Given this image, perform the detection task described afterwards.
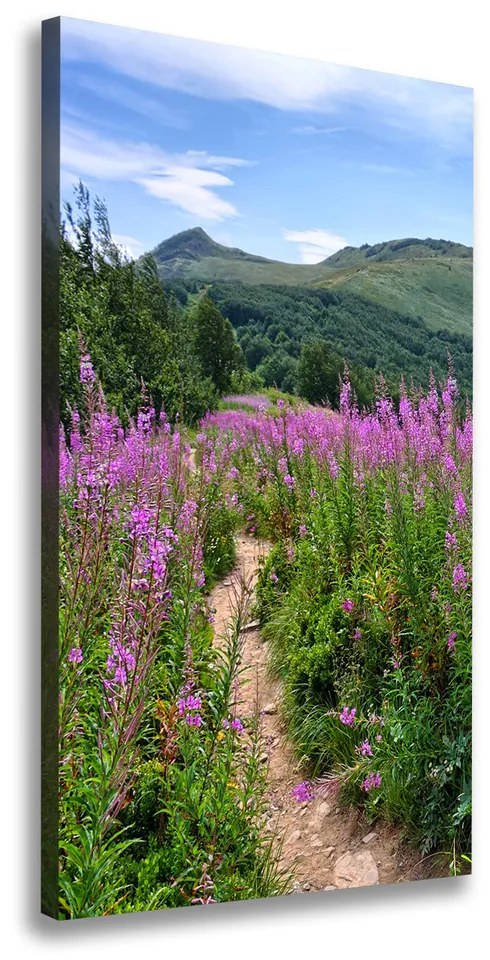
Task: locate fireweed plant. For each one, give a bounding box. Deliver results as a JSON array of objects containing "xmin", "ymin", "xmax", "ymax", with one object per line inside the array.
[
  {"xmin": 58, "ymin": 357, "xmax": 288, "ymax": 918},
  {"xmin": 199, "ymin": 375, "xmax": 472, "ymax": 858}
]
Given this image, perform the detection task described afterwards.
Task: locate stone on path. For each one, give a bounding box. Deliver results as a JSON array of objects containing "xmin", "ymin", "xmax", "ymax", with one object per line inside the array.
[
  {"xmin": 333, "ymin": 850, "xmax": 379, "ymax": 888},
  {"xmin": 362, "ymin": 831, "xmax": 377, "ymax": 844},
  {"xmin": 262, "ymin": 702, "xmax": 277, "ymax": 715},
  {"xmin": 288, "ymin": 829, "xmax": 302, "ymax": 843},
  {"xmin": 242, "ymin": 619, "xmax": 260, "ymax": 632},
  {"xmin": 311, "ymin": 799, "xmax": 332, "ymax": 828}
]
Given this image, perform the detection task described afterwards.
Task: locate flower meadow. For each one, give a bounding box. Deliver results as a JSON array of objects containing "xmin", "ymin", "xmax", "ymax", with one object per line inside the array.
[
  {"xmin": 58, "ymin": 364, "xmax": 289, "ymax": 919},
  {"xmin": 58, "ymin": 362, "xmax": 471, "ymax": 917},
  {"xmin": 198, "ymin": 376, "xmax": 472, "ymax": 858}
]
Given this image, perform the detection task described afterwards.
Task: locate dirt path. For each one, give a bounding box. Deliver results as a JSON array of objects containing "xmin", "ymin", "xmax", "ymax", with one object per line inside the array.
[{"xmin": 210, "ymin": 532, "xmax": 441, "ymax": 894}]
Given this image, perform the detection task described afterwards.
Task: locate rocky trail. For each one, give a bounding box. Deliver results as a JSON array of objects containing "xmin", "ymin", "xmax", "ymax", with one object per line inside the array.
[{"xmin": 210, "ymin": 532, "xmax": 440, "ymax": 895}]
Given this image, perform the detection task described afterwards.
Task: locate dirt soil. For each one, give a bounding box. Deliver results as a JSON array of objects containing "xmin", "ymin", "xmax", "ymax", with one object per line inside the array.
[{"xmin": 209, "ymin": 532, "xmax": 445, "ymax": 894}]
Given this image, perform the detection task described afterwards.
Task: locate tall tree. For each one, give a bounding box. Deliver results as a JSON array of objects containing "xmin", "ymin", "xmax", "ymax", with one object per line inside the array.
[
  {"xmin": 193, "ymin": 293, "xmax": 244, "ymax": 393},
  {"xmin": 297, "ymin": 341, "xmax": 344, "ymax": 406},
  {"xmin": 59, "ymin": 184, "xmax": 217, "ymax": 425}
]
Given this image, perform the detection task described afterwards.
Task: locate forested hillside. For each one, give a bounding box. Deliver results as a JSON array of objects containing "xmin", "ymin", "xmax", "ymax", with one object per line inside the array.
[
  {"xmin": 168, "ymin": 279, "xmax": 472, "ymax": 401},
  {"xmin": 60, "ymin": 187, "xmax": 472, "ymax": 425},
  {"xmin": 153, "ymin": 228, "xmax": 472, "ymax": 335},
  {"xmin": 59, "ymin": 186, "xmax": 244, "ymax": 425}
]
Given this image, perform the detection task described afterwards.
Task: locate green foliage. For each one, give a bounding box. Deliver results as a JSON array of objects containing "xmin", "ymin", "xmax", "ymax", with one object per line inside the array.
[
  {"xmin": 227, "ymin": 366, "xmax": 265, "ymax": 395},
  {"xmin": 111, "ymin": 596, "xmax": 290, "ymax": 913},
  {"xmin": 297, "ymin": 341, "xmax": 344, "ymax": 406},
  {"xmin": 256, "ymin": 352, "xmax": 298, "ymax": 393},
  {"xmin": 200, "ymin": 281, "xmax": 472, "ymax": 399},
  {"xmin": 235, "ymin": 418, "xmax": 471, "ymax": 855},
  {"xmin": 192, "ymin": 293, "xmax": 245, "ymax": 394},
  {"xmin": 60, "ymin": 184, "xmax": 218, "ymax": 425},
  {"xmin": 154, "ymin": 230, "xmax": 472, "ymax": 336}
]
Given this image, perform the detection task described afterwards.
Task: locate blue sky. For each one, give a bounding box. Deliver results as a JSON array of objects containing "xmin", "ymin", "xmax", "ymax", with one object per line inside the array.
[{"xmin": 60, "ymin": 17, "xmax": 473, "ymax": 263}]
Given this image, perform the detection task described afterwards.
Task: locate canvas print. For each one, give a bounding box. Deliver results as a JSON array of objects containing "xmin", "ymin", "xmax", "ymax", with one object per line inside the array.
[{"xmin": 42, "ymin": 16, "xmax": 473, "ymax": 919}]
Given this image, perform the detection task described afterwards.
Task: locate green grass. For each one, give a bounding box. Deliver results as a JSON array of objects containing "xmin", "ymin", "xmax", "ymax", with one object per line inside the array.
[
  {"xmin": 158, "ymin": 255, "xmax": 335, "ymax": 286},
  {"xmin": 314, "ymin": 257, "xmax": 473, "ymax": 336},
  {"xmin": 159, "ymin": 254, "xmax": 472, "ymax": 337}
]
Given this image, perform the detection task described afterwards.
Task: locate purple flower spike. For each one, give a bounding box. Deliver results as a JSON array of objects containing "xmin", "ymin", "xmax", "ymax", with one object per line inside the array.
[
  {"xmin": 339, "ymin": 706, "xmax": 356, "ymax": 727},
  {"xmin": 185, "ymin": 713, "xmax": 203, "ymax": 727},
  {"xmin": 80, "ymin": 353, "xmax": 96, "ymax": 384},
  {"xmin": 291, "ymin": 781, "xmax": 314, "ymax": 803},
  {"xmin": 454, "ymin": 492, "xmax": 468, "ymax": 523},
  {"xmin": 362, "ymin": 772, "xmax": 382, "ymax": 792},
  {"xmin": 452, "ymin": 563, "xmax": 468, "ymax": 593},
  {"xmin": 447, "ymin": 631, "xmax": 457, "ymax": 652},
  {"xmin": 68, "ymin": 647, "xmax": 83, "ymax": 664}
]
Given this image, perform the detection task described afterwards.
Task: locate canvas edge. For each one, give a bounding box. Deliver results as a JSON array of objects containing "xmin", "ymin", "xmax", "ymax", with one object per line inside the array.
[{"xmin": 41, "ymin": 14, "xmax": 61, "ymax": 921}]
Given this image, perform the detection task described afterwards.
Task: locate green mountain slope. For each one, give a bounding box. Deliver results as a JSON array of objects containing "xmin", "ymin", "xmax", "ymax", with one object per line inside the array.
[
  {"xmin": 321, "ymin": 237, "xmax": 472, "ymax": 267},
  {"xmin": 150, "ymin": 228, "xmax": 472, "ymax": 335},
  {"xmin": 204, "ymin": 281, "xmax": 472, "ymax": 397},
  {"xmin": 152, "ymin": 226, "xmax": 274, "ymax": 267},
  {"xmin": 313, "ymin": 257, "xmax": 473, "ymax": 336},
  {"xmin": 151, "ymin": 227, "xmax": 326, "ymax": 284}
]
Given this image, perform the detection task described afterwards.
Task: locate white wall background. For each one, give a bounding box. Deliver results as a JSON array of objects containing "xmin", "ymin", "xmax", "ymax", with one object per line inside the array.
[{"xmin": 3, "ymin": 2, "xmax": 488, "ymax": 956}]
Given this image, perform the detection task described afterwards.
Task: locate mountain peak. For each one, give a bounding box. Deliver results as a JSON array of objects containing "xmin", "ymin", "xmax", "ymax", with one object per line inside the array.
[
  {"xmin": 176, "ymin": 226, "xmax": 212, "ymax": 241},
  {"xmin": 151, "ymin": 228, "xmax": 275, "ymax": 269},
  {"xmin": 151, "ymin": 227, "xmax": 222, "ymax": 263}
]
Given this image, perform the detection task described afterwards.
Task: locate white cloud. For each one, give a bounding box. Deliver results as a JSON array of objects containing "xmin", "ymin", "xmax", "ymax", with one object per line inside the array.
[
  {"xmin": 112, "ymin": 234, "xmax": 146, "ymax": 259},
  {"xmin": 291, "ymin": 125, "xmax": 347, "ymax": 135},
  {"xmin": 137, "ymin": 170, "xmax": 237, "ymax": 220},
  {"xmin": 60, "ymin": 124, "xmax": 253, "ymax": 220},
  {"xmin": 61, "ymin": 18, "xmax": 472, "ymax": 153},
  {"xmin": 362, "ymin": 163, "xmax": 415, "ymax": 176},
  {"xmin": 61, "ymin": 18, "xmax": 344, "ymax": 113},
  {"xmin": 184, "ymin": 150, "xmax": 253, "ymax": 169},
  {"xmin": 60, "ymin": 168, "xmax": 81, "ymax": 193},
  {"xmin": 76, "ymin": 75, "xmax": 189, "ymax": 129},
  {"xmin": 284, "ymin": 228, "xmax": 348, "ymax": 264}
]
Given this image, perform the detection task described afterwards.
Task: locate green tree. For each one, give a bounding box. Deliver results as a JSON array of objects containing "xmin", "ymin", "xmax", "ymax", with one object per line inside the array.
[
  {"xmin": 245, "ymin": 334, "xmax": 272, "ymax": 370},
  {"xmin": 60, "ymin": 184, "xmax": 218, "ymax": 425},
  {"xmin": 297, "ymin": 341, "xmax": 344, "ymax": 405},
  {"xmin": 193, "ymin": 294, "xmax": 244, "ymax": 393},
  {"xmin": 256, "ymin": 352, "xmax": 297, "ymax": 392}
]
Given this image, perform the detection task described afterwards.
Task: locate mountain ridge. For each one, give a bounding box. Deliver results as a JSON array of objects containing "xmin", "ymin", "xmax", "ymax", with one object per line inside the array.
[
  {"xmin": 150, "ymin": 226, "xmax": 472, "ymax": 272},
  {"xmin": 148, "ymin": 228, "xmax": 472, "ymax": 336}
]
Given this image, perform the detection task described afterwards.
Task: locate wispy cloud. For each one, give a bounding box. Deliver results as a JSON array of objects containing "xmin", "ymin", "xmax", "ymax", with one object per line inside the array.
[
  {"xmin": 361, "ymin": 163, "xmax": 415, "ymax": 176},
  {"xmin": 284, "ymin": 228, "xmax": 348, "ymax": 264},
  {"xmin": 76, "ymin": 75, "xmax": 189, "ymax": 129},
  {"xmin": 61, "ymin": 18, "xmax": 472, "ymax": 154},
  {"xmin": 291, "ymin": 125, "xmax": 347, "ymax": 135},
  {"xmin": 61, "ymin": 124, "xmax": 254, "ymax": 220}
]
